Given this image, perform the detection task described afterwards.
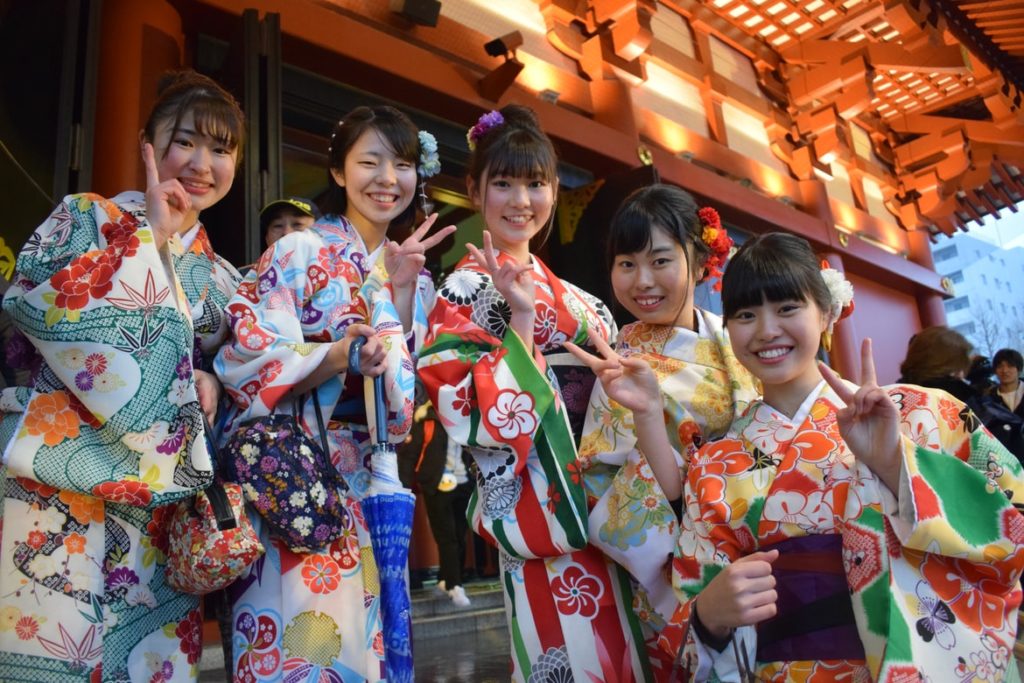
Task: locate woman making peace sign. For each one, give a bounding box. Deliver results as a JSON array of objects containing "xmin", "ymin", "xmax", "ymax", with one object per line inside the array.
[{"xmin": 0, "ymin": 71, "xmax": 243, "ymax": 682}]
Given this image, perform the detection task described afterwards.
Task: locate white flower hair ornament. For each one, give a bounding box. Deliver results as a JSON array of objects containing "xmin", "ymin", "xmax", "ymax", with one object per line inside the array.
[{"xmin": 819, "ymin": 262, "xmax": 855, "ymax": 352}]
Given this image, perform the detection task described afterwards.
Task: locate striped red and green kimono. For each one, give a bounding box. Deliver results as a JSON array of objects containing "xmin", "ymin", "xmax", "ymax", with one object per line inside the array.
[{"xmin": 419, "ymin": 252, "xmax": 656, "ymax": 682}]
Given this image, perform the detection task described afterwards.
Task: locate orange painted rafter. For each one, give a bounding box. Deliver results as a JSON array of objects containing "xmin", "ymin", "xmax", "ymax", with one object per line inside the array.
[{"xmin": 960, "ymin": 0, "xmax": 1022, "ymax": 10}]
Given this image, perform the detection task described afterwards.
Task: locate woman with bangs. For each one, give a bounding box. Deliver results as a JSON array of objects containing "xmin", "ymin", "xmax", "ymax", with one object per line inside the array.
[
  {"xmin": 666, "ymin": 233, "xmax": 1022, "ymax": 680},
  {"xmin": 0, "ymin": 71, "xmax": 244, "ymax": 681},
  {"xmin": 418, "ymin": 105, "xmax": 636, "ymax": 681},
  {"xmin": 215, "ymin": 105, "xmax": 452, "ymax": 681},
  {"xmin": 564, "ymin": 184, "xmax": 759, "ymax": 680}
]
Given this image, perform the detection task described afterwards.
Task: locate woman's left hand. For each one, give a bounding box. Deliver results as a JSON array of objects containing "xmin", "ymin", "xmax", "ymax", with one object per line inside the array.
[
  {"xmin": 194, "ymin": 369, "xmax": 222, "ymax": 426},
  {"xmin": 819, "ymin": 338, "xmax": 902, "ymax": 491},
  {"xmin": 385, "ymin": 213, "xmax": 457, "ymax": 290},
  {"xmin": 564, "ymin": 330, "xmax": 661, "ymax": 418}
]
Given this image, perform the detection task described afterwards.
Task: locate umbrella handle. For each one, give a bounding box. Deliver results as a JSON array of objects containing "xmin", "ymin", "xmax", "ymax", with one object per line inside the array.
[{"xmin": 347, "ymin": 335, "xmax": 388, "ymax": 444}]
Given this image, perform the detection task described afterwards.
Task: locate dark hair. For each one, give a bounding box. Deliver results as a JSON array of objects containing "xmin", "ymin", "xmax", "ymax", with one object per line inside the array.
[
  {"xmin": 899, "ymin": 326, "xmax": 972, "ymax": 381},
  {"xmin": 467, "ymin": 104, "xmax": 559, "ymax": 246},
  {"xmin": 143, "ymin": 70, "xmax": 245, "ymax": 162},
  {"xmin": 321, "ymin": 105, "xmax": 421, "ymax": 229},
  {"xmin": 993, "ymin": 348, "xmax": 1024, "ymax": 372},
  {"xmin": 606, "ymin": 184, "xmax": 710, "ymax": 278},
  {"xmin": 721, "ymin": 232, "xmax": 830, "ymax": 322}
]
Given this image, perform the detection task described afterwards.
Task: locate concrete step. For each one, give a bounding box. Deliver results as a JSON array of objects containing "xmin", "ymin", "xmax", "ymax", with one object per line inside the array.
[{"xmin": 411, "ymin": 581, "xmax": 504, "ymax": 619}]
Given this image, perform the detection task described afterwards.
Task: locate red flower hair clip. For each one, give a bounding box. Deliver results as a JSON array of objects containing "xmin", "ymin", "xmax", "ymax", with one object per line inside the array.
[{"xmin": 697, "ymin": 206, "xmax": 733, "ymax": 292}]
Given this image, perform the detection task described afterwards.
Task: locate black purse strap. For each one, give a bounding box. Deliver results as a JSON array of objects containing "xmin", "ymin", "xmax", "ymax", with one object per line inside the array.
[{"xmin": 200, "ymin": 413, "xmax": 237, "ymax": 531}]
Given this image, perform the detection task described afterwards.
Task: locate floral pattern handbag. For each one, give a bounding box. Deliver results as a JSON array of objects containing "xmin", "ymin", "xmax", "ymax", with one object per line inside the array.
[
  {"xmin": 164, "ymin": 480, "xmax": 265, "ymax": 595},
  {"xmin": 222, "ymin": 389, "xmax": 349, "ymax": 553}
]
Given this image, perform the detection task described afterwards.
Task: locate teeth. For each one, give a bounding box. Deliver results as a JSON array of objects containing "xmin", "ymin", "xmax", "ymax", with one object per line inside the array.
[
  {"xmin": 636, "ymin": 298, "xmax": 661, "ymax": 306},
  {"xmin": 757, "ymin": 348, "xmax": 789, "ymax": 359},
  {"xmin": 370, "ymin": 194, "xmax": 397, "ymax": 202},
  {"xmin": 505, "ymin": 216, "xmax": 530, "ymax": 224}
]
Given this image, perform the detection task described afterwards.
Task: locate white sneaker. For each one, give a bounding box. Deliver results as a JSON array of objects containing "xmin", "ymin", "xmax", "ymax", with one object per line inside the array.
[{"xmin": 448, "ymin": 585, "xmax": 471, "ymax": 608}]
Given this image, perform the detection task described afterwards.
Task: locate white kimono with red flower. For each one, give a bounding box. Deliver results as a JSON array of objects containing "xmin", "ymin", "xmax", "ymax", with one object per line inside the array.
[
  {"xmin": 0, "ymin": 191, "xmax": 240, "ymax": 682},
  {"xmin": 214, "ymin": 216, "xmax": 429, "ymax": 682},
  {"xmin": 420, "ymin": 253, "xmax": 662, "ymax": 682}
]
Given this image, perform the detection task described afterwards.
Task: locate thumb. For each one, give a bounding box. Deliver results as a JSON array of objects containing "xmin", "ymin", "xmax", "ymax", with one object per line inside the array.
[
  {"xmin": 346, "ymin": 323, "xmax": 376, "ymax": 339},
  {"xmin": 735, "ymin": 549, "xmax": 779, "ymax": 565}
]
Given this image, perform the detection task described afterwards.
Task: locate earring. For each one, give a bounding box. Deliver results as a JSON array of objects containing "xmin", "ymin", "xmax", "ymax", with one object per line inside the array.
[{"xmin": 821, "ymin": 328, "xmax": 833, "ymax": 352}]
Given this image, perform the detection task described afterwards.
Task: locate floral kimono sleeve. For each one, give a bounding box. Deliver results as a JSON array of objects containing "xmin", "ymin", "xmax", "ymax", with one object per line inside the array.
[
  {"xmin": 418, "ymin": 275, "xmax": 591, "ymax": 560},
  {"xmin": 660, "ymin": 438, "xmax": 759, "ymax": 680},
  {"xmin": 2, "ymin": 193, "xmax": 213, "ymax": 505},
  {"xmin": 885, "ymin": 385, "xmax": 1024, "ymax": 569}
]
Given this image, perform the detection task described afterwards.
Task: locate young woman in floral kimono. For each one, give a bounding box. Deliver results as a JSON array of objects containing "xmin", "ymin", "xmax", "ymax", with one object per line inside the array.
[
  {"xmin": 418, "ymin": 105, "xmax": 643, "ymax": 681},
  {"xmin": 214, "ymin": 105, "xmax": 453, "ymax": 682},
  {"xmin": 667, "ymin": 233, "xmax": 1023, "ymax": 680},
  {"xmin": 565, "ymin": 184, "xmax": 758, "ymax": 680},
  {"xmin": 0, "ymin": 71, "xmax": 245, "ymax": 682}
]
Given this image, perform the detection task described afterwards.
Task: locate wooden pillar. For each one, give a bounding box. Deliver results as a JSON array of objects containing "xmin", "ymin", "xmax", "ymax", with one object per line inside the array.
[
  {"xmin": 821, "ymin": 252, "xmax": 859, "ymax": 380},
  {"xmin": 92, "ymin": 0, "xmax": 183, "ymax": 197},
  {"xmin": 906, "ymin": 229, "xmax": 947, "ymax": 328}
]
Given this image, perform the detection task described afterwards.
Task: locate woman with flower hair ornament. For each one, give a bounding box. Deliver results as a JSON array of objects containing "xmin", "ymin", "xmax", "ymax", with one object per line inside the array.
[
  {"xmin": 565, "ymin": 183, "xmax": 759, "ymax": 680},
  {"xmin": 214, "ymin": 105, "xmax": 453, "ymax": 681},
  {"xmin": 648, "ymin": 232, "xmax": 1022, "ymax": 681},
  {"xmin": 0, "ymin": 70, "xmax": 244, "ymax": 682},
  {"xmin": 417, "ymin": 104, "xmax": 649, "ymax": 681}
]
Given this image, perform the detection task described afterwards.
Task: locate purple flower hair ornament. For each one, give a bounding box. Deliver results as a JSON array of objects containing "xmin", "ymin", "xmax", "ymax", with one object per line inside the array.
[{"xmin": 466, "ymin": 110, "xmax": 505, "ymax": 150}]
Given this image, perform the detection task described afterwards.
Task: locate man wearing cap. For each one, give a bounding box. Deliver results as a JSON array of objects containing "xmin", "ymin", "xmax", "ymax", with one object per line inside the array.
[{"xmin": 261, "ymin": 196, "xmax": 321, "ymax": 248}]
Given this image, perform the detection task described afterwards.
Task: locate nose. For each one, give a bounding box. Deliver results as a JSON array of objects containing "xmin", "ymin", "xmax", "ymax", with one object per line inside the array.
[
  {"xmin": 754, "ymin": 313, "xmax": 782, "ymax": 341},
  {"xmin": 377, "ymin": 161, "xmax": 397, "ymax": 185},
  {"xmin": 635, "ymin": 264, "xmax": 654, "ymax": 289},
  {"xmin": 509, "ymin": 182, "xmax": 529, "ymax": 207},
  {"xmin": 189, "ymin": 145, "xmax": 211, "ymax": 173}
]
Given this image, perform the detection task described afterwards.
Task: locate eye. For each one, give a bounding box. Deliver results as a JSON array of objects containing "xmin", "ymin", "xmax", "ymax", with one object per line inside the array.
[
  {"xmin": 732, "ymin": 310, "xmax": 755, "ymax": 322},
  {"xmin": 615, "ymin": 258, "xmax": 634, "ymax": 270},
  {"xmin": 214, "ymin": 145, "xmax": 233, "ymax": 156},
  {"xmin": 491, "ymin": 178, "xmax": 510, "ymax": 188},
  {"xmin": 778, "ymin": 302, "xmax": 802, "ymax": 314},
  {"xmin": 529, "ymin": 179, "xmax": 548, "ymax": 188},
  {"xmin": 653, "ymin": 257, "xmax": 672, "ymax": 267},
  {"xmin": 174, "ymin": 137, "xmax": 194, "ymax": 148},
  {"xmin": 396, "ymin": 160, "xmax": 414, "ymax": 170}
]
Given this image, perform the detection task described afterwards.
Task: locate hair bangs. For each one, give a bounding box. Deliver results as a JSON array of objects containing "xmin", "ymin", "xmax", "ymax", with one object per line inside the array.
[
  {"xmin": 371, "ymin": 115, "xmax": 420, "ymax": 164},
  {"xmin": 723, "ymin": 247, "xmax": 815, "ymax": 320},
  {"xmin": 484, "ymin": 131, "xmax": 556, "ymax": 182},
  {"xmin": 187, "ymin": 94, "xmax": 245, "ymax": 150},
  {"xmin": 606, "ymin": 203, "xmax": 656, "ymax": 268}
]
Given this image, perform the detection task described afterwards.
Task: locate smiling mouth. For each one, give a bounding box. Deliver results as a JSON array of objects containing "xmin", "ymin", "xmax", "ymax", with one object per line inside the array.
[
  {"xmin": 634, "ymin": 296, "xmax": 663, "ymax": 309},
  {"xmin": 504, "ymin": 215, "xmax": 532, "ymax": 225},
  {"xmin": 755, "ymin": 347, "xmax": 792, "ymax": 362},
  {"xmin": 369, "ymin": 193, "xmax": 399, "ymax": 204},
  {"xmin": 180, "ymin": 178, "xmax": 212, "ymax": 193}
]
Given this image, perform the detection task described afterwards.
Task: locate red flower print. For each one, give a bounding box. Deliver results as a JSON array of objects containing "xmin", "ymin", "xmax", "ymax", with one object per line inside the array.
[
  {"xmin": 26, "ymin": 530, "xmax": 47, "ymax": 550},
  {"xmin": 86, "ymin": 253, "xmax": 116, "ymax": 300},
  {"xmin": 566, "ymin": 459, "xmax": 583, "ymax": 486},
  {"xmin": 551, "ymin": 563, "xmax": 604, "ymax": 619},
  {"xmin": 175, "ymin": 609, "xmax": 203, "ymax": 665},
  {"xmin": 937, "ymin": 397, "xmax": 960, "ymax": 431},
  {"xmin": 692, "ymin": 439, "xmax": 754, "ymax": 477},
  {"xmin": 257, "ymin": 360, "xmax": 284, "ymax": 386},
  {"xmin": 789, "ymin": 429, "xmax": 836, "ymax": 463},
  {"xmin": 883, "ymin": 664, "xmax": 925, "ymax": 683},
  {"xmin": 63, "ymin": 532, "xmax": 86, "ymax": 554},
  {"xmin": 146, "ymin": 505, "xmax": 174, "ymax": 555},
  {"xmin": 15, "ymin": 615, "xmax": 39, "ymax": 640},
  {"xmin": 18, "ymin": 477, "xmax": 58, "ymax": 498},
  {"xmin": 486, "ymin": 389, "xmax": 537, "ymax": 440},
  {"xmin": 372, "ymin": 630, "xmax": 385, "ymax": 657},
  {"xmin": 49, "ymin": 261, "xmax": 92, "ymax": 310},
  {"xmin": 1002, "ymin": 507, "xmax": 1024, "ymax": 547},
  {"xmin": 66, "ymin": 393, "xmax": 102, "ymax": 430},
  {"xmin": 92, "ymin": 480, "xmax": 153, "ymax": 507},
  {"xmin": 677, "ymin": 421, "xmax": 701, "ymax": 448},
  {"xmin": 83, "ymin": 353, "xmax": 108, "ymax": 376},
  {"xmin": 301, "ymin": 554, "xmax": 342, "ymax": 594},
  {"xmin": 235, "ymin": 610, "xmax": 281, "ymax": 681},
  {"xmin": 452, "ymin": 385, "xmax": 474, "ymax": 417},
  {"xmin": 545, "ymin": 484, "xmax": 562, "ymax": 514}
]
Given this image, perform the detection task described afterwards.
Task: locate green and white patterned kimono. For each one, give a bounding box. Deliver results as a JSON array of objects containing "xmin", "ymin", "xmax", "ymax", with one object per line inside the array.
[{"xmin": 0, "ymin": 191, "xmax": 240, "ymax": 682}]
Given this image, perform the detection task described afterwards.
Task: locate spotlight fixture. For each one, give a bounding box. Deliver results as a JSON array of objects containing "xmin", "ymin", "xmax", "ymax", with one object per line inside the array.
[
  {"xmin": 484, "ymin": 31, "xmax": 523, "ymax": 59},
  {"xmin": 389, "ymin": 0, "xmax": 441, "ymax": 27},
  {"xmin": 538, "ymin": 88, "xmax": 560, "ymax": 104}
]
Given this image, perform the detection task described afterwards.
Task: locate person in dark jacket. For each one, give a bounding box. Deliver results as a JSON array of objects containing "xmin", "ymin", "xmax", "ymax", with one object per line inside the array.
[{"xmin": 900, "ymin": 327, "xmax": 1024, "ymax": 463}]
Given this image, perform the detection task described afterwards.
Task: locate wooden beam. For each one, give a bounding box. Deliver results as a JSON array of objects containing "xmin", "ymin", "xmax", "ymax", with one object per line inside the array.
[{"xmin": 960, "ymin": 0, "xmax": 1021, "ymax": 10}]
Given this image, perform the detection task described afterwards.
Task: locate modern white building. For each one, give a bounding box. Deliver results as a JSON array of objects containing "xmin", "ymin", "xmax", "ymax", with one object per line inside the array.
[{"xmin": 931, "ymin": 231, "xmax": 1024, "ymax": 356}]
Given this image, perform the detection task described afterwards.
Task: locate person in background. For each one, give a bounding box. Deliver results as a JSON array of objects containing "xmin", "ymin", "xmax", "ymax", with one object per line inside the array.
[
  {"xmin": 0, "ymin": 69, "xmax": 244, "ymax": 682},
  {"xmin": 260, "ymin": 195, "xmax": 320, "ymax": 248},
  {"xmin": 993, "ymin": 347, "xmax": 1024, "ymax": 415},
  {"xmin": 900, "ymin": 328, "xmax": 1024, "ymax": 462},
  {"xmin": 399, "ymin": 401, "xmax": 472, "ymax": 607}
]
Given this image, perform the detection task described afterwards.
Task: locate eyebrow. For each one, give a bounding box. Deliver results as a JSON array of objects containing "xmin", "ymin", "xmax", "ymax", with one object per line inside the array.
[{"xmin": 648, "ymin": 245, "xmax": 674, "ymax": 254}]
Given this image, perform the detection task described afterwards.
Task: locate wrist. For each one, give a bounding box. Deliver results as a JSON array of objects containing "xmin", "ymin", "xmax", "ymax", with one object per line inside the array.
[{"xmin": 692, "ymin": 599, "xmax": 733, "ymax": 651}]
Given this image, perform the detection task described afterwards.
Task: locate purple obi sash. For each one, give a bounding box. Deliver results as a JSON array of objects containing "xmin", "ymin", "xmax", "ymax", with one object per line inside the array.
[{"xmin": 756, "ymin": 534, "xmax": 866, "ymax": 662}]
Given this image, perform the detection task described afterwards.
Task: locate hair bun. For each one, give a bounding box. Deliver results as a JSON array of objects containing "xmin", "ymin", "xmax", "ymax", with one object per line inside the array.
[{"xmin": 499, "ymin": 104, "xmax": 541, "ymax": 132}]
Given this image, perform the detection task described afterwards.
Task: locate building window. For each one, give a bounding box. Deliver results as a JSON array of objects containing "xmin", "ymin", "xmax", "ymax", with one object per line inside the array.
[
  {"xmin": 933, "ymin": 245, "xmax": 957, "ymax": 262},
  {"xmin": 949, "ymin": 270, "xmax": 964, "ymax": 284},
  {"xmin": 955, "ymin": 322, "xmax": 976, "ymax": 336},
  {"xmin": 945, "ymin": 296, "xmax": 970, "ymax": 312}
]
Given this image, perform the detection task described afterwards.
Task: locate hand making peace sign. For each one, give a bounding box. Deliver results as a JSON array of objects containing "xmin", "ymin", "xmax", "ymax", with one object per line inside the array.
[
  {"xmin": 465, "ymin": 230, "xmax": 535, "ymax": 317},
  {"xmin": 564, "ymin": 329, "xmax": 662, "ymax": 419},
  {"xmin": 819, "ymin": 338, "xmax": 903, "ymax": 492},
  {"xmin": 385, "ymin": 212, "xmax": 456, "ymax": 291},
  {"xmin": 142, "ymin": 142, "xmax": 192, "ymax": 249}
]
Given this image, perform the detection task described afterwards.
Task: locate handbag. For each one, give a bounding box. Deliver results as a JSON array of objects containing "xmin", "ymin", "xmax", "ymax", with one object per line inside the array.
[
  {"xmin": 165, "ymin": 418, "xmax": 265, "ymax": 595},
  {"xmin": 222, "ymin": 389, "xmax": 350, "ymax": 553}
]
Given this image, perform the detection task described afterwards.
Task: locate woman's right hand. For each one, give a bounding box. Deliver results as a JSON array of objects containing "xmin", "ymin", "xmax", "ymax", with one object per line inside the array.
[
  {"xmin": 142, "ymin": 142, "xmax": 192, "ymax": 249},
  {"xmin": 330, "ymin": 323, "xmax": 387, "ymax": 377},
  {"xmin": 693, "ymin": 549, "xmax": 778, "ymax": 640}
]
